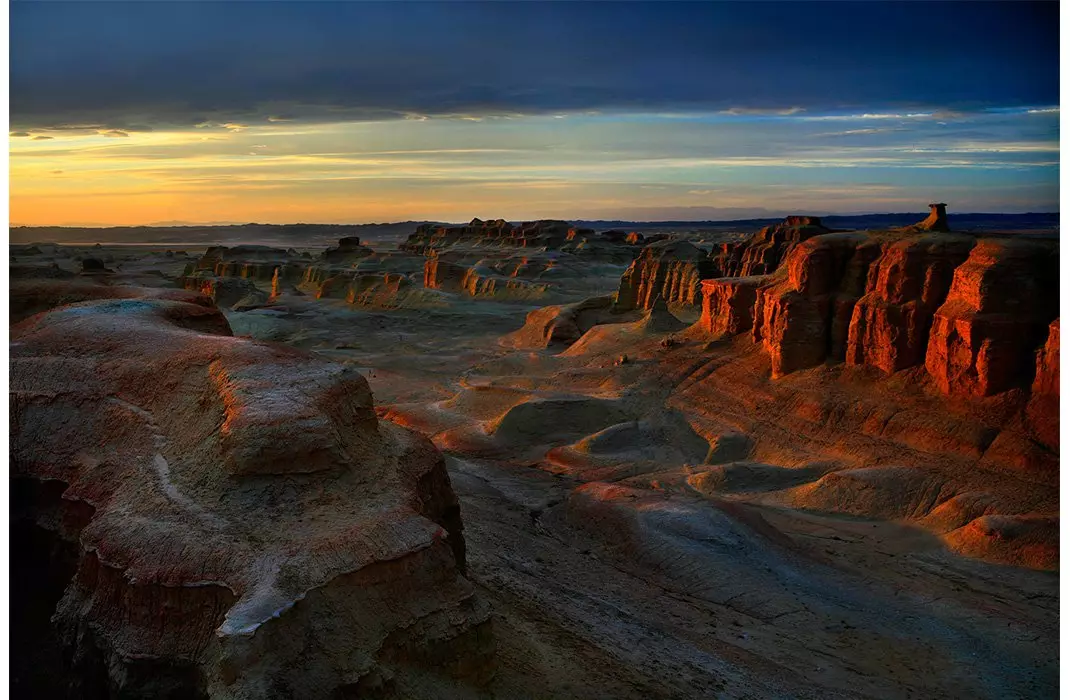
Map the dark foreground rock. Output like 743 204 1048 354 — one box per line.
10 289 493 698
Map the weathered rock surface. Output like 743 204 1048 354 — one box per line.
925 239 1058 396
614 240 717 311
752 233 880 378
699 276 767 336
402 218 575 253
183 274 269 310
502 295 622 349
1027 318 1059 450
10 292 492 698
906 203 951 232
322 236 374 265
734 215 832 277
846 234 975 373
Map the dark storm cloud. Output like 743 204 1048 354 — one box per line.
11 1 1059 130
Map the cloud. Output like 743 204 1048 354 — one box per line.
9 2 1057 131
719 107 805 117
99 129 130 137
31 135 53 140
10 131 30 137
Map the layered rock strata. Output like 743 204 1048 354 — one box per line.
10 292 493 698
845 234 976 373
751 233 881 378
614 240 718 311
698 276 768 336
402 218 575 253
925 239 1058 396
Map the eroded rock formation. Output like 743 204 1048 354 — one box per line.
734 216 832 277
846 234 975 373
402 218 575 253
699 276 767 336
751 233 880 378
907 203 951 232
502 295 621 348
614 240 717 311
11 291 493 697
1027 319 1060 450
925 239 1058 396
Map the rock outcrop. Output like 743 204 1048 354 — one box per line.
502 295 621 349
423 253 470 291
906 203 950 233
846 234 975 373
10 291 493 698
183 275 269 310
322 236 374 265
699 276 767 336
925 239 1058 396
1027 319 1059 450
734 216 831 277
752 233 880 378
402 218 575 253
614 240 717 311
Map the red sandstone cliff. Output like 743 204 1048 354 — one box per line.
846 234 976 373
614 240 718 311
751 233 880 378
925 239 1058 397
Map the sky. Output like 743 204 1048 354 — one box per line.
9 1 1061 226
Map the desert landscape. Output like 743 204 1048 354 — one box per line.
9 204 1059 698
9 1 1059 698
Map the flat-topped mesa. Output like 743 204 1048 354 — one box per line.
752 233 881 378
846 234 976 373
10 289 493 697
321 236 374 265
908 203 951 232
401 218 575 253
614 239 718 311
925 238 1058 396
697 229 1060 404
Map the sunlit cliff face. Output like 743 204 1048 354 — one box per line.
9 106 1058 226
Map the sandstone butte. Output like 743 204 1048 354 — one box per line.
695 226 1058 418
10 289 493 699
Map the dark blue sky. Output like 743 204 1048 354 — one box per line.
11 1 1060 129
